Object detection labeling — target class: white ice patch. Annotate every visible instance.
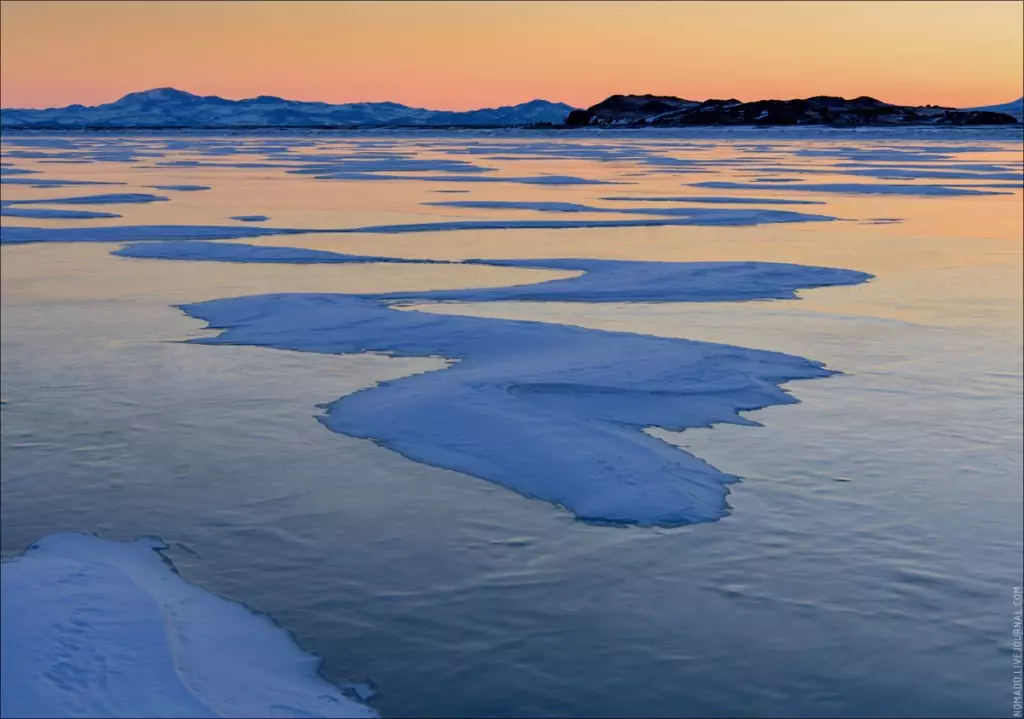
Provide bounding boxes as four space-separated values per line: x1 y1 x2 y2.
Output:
0 533 377 719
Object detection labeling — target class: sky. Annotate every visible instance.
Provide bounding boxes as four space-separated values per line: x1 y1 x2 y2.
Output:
1 1 1022 110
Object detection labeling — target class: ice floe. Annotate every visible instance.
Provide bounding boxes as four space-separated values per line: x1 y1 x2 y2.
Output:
0 207 123 220
340 212 836 233
4 193 169 205
598 195 827 205
0 205 838 245
0 532 377 718
691 181 1010 196
306 172 624 185
113 241 436 264
0 225 305 245
179 259 870 526
0 177 127 187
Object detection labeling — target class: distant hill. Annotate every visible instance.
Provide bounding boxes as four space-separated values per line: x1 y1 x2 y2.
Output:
0 88 577 128
966 98 1023 121
566 94 1021 127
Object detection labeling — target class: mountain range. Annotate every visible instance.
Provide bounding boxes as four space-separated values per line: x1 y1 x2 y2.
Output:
0 88 577 128
1 88 1020 129
566 94 1022 127
967 97 1023 121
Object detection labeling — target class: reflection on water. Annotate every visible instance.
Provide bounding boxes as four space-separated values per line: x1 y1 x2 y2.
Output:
2 132 1022 718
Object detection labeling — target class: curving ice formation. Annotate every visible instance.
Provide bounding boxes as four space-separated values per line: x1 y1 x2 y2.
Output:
179 258 871 526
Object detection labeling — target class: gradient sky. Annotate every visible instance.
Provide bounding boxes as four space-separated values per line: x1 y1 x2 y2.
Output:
2 1 1021 110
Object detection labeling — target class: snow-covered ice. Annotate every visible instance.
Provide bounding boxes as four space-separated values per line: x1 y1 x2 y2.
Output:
599 195 827 205
4 193 169 205
113 241 438 264
387 258 872 303
0 225 307 245
0 204 838 245
180 259 870 526
424 200 835 217
0 177 126 187
0 532 377 718
349 209 837 232
0 207 123 220
305 172 624 185
692 181 1010 196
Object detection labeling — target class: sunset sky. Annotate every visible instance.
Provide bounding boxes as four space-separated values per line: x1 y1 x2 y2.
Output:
2 1 1022 110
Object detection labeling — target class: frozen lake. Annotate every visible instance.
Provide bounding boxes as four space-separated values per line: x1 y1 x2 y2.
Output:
2 128 1022 717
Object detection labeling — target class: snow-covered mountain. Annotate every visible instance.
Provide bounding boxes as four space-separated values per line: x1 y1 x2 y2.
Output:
966 98 1023 121
0 88 577 128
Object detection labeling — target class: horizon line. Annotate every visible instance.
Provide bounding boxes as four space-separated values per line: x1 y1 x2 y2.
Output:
4 86 1021 113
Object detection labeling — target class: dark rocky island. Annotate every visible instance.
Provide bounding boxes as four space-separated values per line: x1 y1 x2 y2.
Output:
565 94 1020 127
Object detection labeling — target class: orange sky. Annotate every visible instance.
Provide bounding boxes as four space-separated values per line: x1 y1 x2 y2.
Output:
2 1 1021 110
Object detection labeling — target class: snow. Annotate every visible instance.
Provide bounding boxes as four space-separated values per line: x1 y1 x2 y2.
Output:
5 193 169 205
113 241 436 264
425 200 604 213
288 158 494 174
0 177 126 187
839 167 1022 181
0 225 306 245
966 97 1023 119
0 532 377 718
179 259 870 527
0 205 836 245
425 199 838 221
0 89 576 128
306 172 623 185
0 207 123 219
386 258 873 303
691 181 1010 196
338 211 836 233
598 195 826 205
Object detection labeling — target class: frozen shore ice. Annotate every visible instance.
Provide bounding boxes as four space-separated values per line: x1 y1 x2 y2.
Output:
0 532 377 718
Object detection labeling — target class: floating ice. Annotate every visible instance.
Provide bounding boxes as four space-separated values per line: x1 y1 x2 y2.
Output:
691 181 1010 196
287 158 494 174
384 258 872 303
0 207 123 220
0 205 837 245
425 200 608 213
838 168 1022 181
426 199 837 220
230 215 270 222
0 532 377 718
4 193 169 205
0 225 305 245
0 166 39 176
307 172 623 185
148 184 211 191
113 241 437 264
180 259 871 526
340 210 837 233
598 195 827 205
0 177 127 187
